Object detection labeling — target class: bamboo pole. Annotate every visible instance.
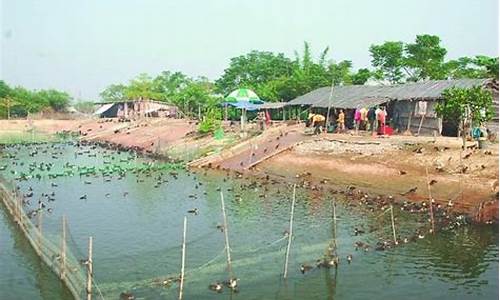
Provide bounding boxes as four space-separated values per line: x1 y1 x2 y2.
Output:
60 215 67 280
37 204 43 255
425 167 435 233
331 197 338 254
220 192 233 277
86 236 93 300
390 205 398 245
179 216 187 300
283 184 296 279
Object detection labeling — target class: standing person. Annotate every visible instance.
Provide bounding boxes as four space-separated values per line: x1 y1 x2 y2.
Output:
313 113 326 135
354 107 361 135
377 106 387 135
265 110 271 128
360 107 368 130
367 106 376 133
337 109 345 133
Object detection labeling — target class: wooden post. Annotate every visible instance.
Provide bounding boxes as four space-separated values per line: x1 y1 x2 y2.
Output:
283 184 296 279
425 167 436 233
417 114 425 135
390 205 398 245
86 236 93 300
60 215 67 280
220 192 233 277
332 198 337 250
179 216 187 300
37 204 43 255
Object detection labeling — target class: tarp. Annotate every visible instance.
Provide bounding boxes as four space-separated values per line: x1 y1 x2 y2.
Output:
93 103 114 115
223 101 261 111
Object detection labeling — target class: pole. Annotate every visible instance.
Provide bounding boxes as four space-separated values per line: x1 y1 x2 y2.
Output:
283 184 296 279
425 167 435 233
220 192 233 277
179 216 187 300
37 204 43 255
332 198 337 249
60 215 67 280
390 205 397 245
86 236 93 300
417 114 425 135
325 77 335 133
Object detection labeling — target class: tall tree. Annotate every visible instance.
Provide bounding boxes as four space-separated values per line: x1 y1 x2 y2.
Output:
153 71 189 101
369 41 405 84
215 50 293 95
405 34 447 80
36 89 71 111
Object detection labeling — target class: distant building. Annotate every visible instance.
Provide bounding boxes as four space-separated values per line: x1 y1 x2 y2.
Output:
93 100 178 118
286 79 499 136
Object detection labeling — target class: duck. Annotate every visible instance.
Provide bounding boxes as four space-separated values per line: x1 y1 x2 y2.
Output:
354 227 365 236
119 292 135 300
209 282 224 293
79 195 87 200
225 277 239 291
346 254 353 264
300 264 313 274
187 208 199 215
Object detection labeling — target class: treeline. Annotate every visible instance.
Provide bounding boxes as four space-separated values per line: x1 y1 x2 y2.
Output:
1 34 497 119
101 34 498 115
0 81 71 118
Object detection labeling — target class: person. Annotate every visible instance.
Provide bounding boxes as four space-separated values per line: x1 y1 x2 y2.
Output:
354 107 361 134
367 106 376 133
265 110 271 127
312 113 326 135
337 109 345 132
377 106 387 135
360 107 368 130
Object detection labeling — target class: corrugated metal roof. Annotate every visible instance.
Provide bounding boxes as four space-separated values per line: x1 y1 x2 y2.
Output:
93 103 114 115
258 102 286 109
288 79 493 108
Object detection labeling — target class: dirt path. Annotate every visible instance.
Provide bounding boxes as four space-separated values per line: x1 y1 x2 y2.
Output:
258 134 499 223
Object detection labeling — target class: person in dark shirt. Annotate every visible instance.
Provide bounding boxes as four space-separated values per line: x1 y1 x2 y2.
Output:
367 107 376 133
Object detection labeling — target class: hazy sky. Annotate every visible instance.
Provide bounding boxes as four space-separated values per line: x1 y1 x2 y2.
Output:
1 0 498 100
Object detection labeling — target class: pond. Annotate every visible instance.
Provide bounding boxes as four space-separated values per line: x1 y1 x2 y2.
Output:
0 142 498 300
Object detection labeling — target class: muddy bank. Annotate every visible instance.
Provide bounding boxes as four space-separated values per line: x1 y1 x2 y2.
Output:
258 136 499 223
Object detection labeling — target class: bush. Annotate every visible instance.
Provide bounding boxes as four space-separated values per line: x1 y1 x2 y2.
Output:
198 108 222 134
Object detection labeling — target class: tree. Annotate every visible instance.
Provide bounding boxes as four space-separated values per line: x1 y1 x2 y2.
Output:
153 71 189 101
405 34 448 80
125 73 162 100
73 101 96 114
100 84 127 102
173 78 218 117
0 81 16 119
36 89 71 111
369 41 405 84
435 86 494 147
351 68 372 85
215 50 294 96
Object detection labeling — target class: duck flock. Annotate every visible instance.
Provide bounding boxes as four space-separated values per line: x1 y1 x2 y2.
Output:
0 141 473 299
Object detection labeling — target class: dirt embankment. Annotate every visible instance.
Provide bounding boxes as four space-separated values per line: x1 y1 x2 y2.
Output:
259 135 499 223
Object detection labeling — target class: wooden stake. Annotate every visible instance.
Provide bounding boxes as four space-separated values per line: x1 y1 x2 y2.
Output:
179 216 187 300
390 205 398 245
86 236 93 300
60 215 67 280
332 198 337 250
417 114 425 135
425 167 436 233
283 184 296 279
220 192 233 277
37 203 43 255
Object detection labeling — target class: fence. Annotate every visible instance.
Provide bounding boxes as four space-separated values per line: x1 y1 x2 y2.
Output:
0 176 89 300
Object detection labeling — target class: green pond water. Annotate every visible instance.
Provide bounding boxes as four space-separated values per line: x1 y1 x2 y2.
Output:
0 142 498 300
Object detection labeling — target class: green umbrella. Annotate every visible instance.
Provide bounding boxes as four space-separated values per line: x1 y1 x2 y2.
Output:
225 88 263 104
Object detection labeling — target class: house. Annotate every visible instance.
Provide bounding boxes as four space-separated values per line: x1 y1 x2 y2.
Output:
286 79 499 136
93 100 178 118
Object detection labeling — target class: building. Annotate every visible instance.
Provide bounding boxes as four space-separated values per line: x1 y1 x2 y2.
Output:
286 79 499 136
93 100 178 118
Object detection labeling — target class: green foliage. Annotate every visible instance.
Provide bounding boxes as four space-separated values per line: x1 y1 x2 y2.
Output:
405 34 448 80
351 68 372 85
435 86 494 128
198 107 222 134
446 56 499 79
369 41 405 83
99 84 127 102
125 73 163 100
